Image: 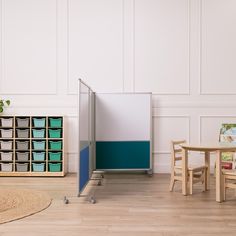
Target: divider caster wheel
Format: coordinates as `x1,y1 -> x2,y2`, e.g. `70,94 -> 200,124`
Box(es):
97,180 -> 102,186
147,170 -> 153,177
63,196 -> 69,204
89,196 -> 96,204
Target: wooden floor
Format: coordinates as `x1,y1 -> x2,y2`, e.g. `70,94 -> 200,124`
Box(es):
1,173 -> 236,236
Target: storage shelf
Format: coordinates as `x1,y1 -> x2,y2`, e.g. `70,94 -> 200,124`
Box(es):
0,116 -> 66,177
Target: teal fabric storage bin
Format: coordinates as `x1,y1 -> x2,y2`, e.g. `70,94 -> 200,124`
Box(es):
32,152 -> 45,161
49,141 -> 62,150
32,141 -> 46,150
32,163 -> 45,172
48,163 -> 61,172
33,118 -> 46,128
32,129 -> 45,138
48,129 -> 61,138
49,118 -> 62,128
48,152 -> 62,161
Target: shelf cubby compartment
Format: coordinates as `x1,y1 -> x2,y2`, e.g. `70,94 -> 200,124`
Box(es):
1,163 -> 13,172
48,117 -> 62,128
0,129 -> 13,138
0,151 -> 13,161
32,117 -> 46,128
0,117 -> 13,128
15,117 -> 30,128
0,140 -> 13,150
32,129 -> 46,138
32,152 -> 46,161
16,129 -> 30,138
48,151 -> 62,161
16,152 -> 30,162
49,140 -> 62,150
15,140 -> 29,151
32,140 -> 46,150
16,163 -> 29,172
48,162 -> 62,172
48,129 -> 62,139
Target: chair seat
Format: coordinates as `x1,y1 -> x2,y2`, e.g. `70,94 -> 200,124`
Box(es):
174,165 -> 206,171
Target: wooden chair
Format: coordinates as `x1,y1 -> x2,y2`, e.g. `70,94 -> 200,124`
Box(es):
169,140 -> 207,195
223,170 -> 236,201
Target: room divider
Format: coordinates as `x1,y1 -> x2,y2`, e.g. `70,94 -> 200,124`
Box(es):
77,79 -> 153,203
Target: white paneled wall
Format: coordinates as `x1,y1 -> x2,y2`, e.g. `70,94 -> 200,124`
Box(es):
1,0 -> 236,172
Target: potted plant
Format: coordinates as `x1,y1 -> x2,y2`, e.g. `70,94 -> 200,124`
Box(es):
0,99 -> 10,114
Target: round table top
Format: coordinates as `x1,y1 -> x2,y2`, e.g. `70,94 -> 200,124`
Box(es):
180,142 -> 236,151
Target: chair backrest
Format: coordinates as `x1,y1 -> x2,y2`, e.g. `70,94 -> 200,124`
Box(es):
171,140 -> 186,166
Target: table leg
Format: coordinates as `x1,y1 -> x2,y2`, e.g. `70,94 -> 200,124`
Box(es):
182,148 -> 188,196
215,150 -> 223,202
204,151 -> 210,190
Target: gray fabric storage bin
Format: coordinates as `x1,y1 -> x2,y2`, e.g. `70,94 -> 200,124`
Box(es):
16,129 -> 29,138
16,163 -> 29,172
1,118 -> 13,127
0,152 -> 13,161
0,141 -> 13,150
0,129 -> 13,138
16,118 -> 29,128
1,163 -> 13,172
16,141 -> 29,150
16,152 -> 29,162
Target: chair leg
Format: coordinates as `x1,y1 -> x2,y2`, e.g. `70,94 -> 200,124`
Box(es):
169,175 -> 175,192
189,171 -> 193,195
223,176 -> 226,201
203,168 -> 207,192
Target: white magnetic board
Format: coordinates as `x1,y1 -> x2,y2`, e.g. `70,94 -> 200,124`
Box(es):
95,93 -> 151,141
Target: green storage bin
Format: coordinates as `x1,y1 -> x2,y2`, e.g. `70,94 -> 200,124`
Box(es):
33,118 -> 46,128
49,118 -> 62,128
48,163 -> 62,172
48,129 -> 62,138
48,152 -> 62,161
32,163 -> 45,172
49,141 -> 62,150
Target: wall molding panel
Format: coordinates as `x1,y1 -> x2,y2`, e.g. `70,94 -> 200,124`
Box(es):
200,0 -> 236,95
134,0 -> 190,95
0,0 -> 59,95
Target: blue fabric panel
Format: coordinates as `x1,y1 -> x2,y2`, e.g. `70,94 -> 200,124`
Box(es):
79,146 -> 89,192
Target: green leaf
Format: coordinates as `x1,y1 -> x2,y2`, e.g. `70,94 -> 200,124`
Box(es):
5,100 -> 10,106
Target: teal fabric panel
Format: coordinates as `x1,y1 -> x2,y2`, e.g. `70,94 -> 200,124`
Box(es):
96,141 -> 150,169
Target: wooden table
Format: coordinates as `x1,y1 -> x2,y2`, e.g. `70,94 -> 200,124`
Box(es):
180,143 -> 236,202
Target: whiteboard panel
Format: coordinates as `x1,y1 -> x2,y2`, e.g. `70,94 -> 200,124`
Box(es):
79,83 -> 89,145
95,93 -> 151,141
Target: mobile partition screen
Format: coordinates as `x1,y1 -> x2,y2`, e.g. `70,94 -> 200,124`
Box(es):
77,79 -> 95,196
95,93 -> 152,171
